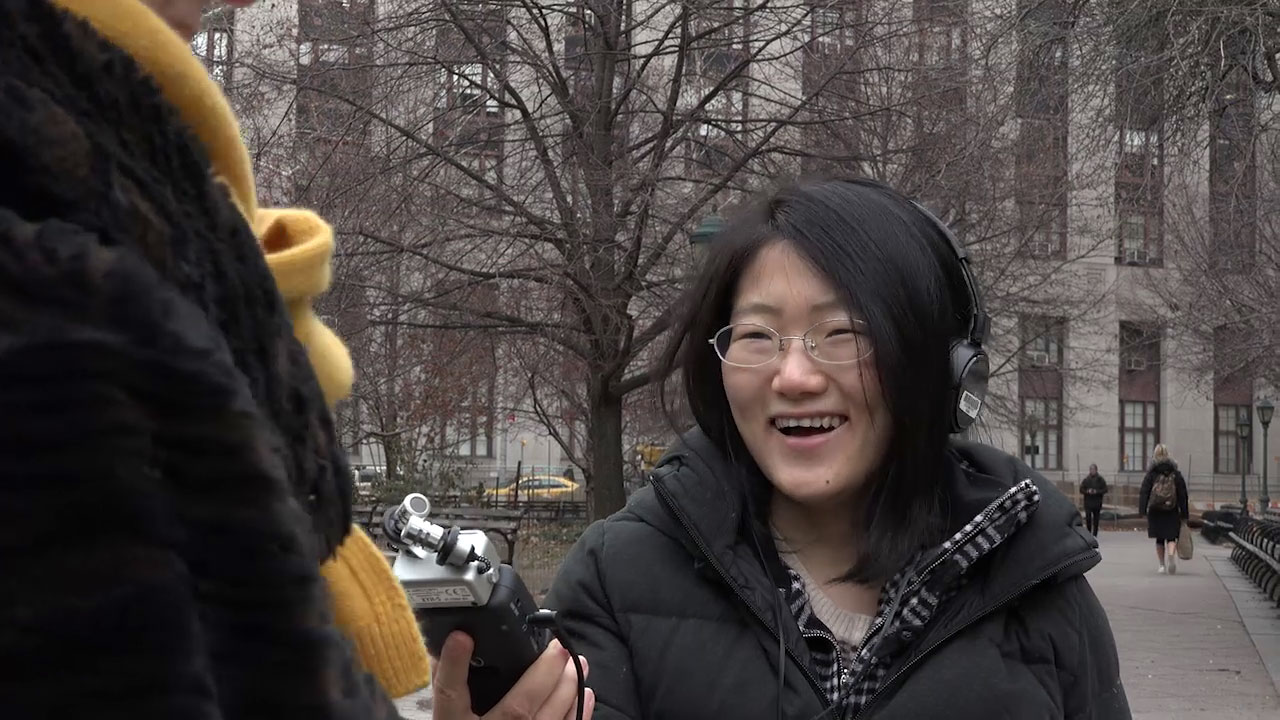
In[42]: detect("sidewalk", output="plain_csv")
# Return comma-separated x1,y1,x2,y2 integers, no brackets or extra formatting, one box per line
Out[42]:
1089,529,1280,719
395,529,1280,720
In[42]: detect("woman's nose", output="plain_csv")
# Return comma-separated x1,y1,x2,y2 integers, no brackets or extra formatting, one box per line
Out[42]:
771,339,827,396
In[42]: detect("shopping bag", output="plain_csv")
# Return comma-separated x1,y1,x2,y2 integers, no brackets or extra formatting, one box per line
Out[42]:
1177,520,1194,560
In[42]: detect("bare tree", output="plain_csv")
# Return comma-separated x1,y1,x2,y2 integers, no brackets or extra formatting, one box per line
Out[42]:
1072,1,1280,391
217,0,1139,517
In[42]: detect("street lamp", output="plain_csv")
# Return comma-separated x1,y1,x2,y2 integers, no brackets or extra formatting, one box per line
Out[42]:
690,215,724,248
1237,415,1251,516
1258,398,1274,511
1024,415,1042,470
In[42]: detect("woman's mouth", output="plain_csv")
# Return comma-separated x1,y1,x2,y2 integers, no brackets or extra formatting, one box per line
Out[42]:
771,415,848,438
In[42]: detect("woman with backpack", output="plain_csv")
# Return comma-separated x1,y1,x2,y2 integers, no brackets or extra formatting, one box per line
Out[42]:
1138,444,1190,575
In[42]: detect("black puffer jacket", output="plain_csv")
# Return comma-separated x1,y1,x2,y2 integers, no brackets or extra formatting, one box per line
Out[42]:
547,430,1130,719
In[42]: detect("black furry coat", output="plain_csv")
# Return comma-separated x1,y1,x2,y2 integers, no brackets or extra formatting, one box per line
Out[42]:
0,1,396,717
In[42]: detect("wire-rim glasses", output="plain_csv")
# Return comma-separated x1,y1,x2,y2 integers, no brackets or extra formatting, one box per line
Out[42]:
708,318,872,368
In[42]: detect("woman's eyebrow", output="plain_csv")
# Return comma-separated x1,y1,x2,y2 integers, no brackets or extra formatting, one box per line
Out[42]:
730,301,779,320
730,298,848,321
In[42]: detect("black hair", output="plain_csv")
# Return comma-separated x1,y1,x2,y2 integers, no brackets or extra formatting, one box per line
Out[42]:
660,177,974,583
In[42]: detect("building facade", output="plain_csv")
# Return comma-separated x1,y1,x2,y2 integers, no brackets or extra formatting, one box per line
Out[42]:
199,0,1279,505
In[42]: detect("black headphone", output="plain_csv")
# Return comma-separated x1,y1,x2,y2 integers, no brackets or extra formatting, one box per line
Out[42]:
907,201,991,435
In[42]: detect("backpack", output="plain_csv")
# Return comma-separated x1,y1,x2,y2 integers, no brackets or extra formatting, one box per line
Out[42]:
1149,471,1178,512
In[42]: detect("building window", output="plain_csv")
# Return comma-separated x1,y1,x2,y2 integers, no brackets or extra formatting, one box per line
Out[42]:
1019,316,1064,470
1019,196,1067,258
453,63,501,114
920,22,965,67
1115,182,1161,265
1213,324,1254,473
1021,397,1062,470
1022,315,1064,368
1119,321,1160,470
1120,400,1158,471
812,4,845,48
191,27,233,86
1209,66,1257,274
1215,404,1252,474
1014,4,1069,262
1114,13,1165,267
299,40,349,66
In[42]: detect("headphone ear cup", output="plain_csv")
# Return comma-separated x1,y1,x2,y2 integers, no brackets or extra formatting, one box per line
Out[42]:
949,340,990,434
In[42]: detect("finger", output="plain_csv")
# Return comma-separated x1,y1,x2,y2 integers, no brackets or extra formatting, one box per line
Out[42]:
433,632,475,716
488,639,569,718
538,655,588,720
555,658,591,720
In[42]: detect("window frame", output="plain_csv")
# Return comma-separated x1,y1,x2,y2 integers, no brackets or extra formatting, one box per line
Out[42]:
1119,399,1159,471
1020,396,1063,470
1214,404,1253,474
192,26,234,86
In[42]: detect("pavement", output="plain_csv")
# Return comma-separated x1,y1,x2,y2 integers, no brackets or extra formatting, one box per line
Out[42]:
1089,529,1280,719
392,529,1280,719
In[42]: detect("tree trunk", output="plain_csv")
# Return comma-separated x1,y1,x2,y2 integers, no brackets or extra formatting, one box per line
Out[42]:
587,381,626,521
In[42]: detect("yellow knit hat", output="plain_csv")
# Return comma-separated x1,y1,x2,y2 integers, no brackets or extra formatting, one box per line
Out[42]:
51,0,430,697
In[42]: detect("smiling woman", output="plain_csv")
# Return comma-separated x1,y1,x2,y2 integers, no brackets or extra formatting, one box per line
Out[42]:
538,178,1132,720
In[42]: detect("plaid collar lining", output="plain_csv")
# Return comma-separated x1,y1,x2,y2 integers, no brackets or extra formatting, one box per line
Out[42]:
780,478,1041,717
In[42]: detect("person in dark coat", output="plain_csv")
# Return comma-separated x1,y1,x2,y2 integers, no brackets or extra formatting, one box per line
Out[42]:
531,180,1128,719
1138,444,1190,575
1080,463,1109,536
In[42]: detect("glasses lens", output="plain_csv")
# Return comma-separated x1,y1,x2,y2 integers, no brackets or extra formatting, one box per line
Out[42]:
807,319,869,362
715,324,778,366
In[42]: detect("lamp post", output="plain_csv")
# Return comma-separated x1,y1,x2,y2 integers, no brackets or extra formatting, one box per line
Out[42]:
690,215,724,249
1258,398,1274,511
1237,415,1251,516
1025,415,1042,470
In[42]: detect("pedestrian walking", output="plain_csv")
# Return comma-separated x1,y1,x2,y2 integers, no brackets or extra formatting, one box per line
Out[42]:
1080,463,1109,537
1138,444,1190,575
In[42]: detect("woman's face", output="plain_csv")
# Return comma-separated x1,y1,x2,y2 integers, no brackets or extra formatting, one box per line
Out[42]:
722,241,892,508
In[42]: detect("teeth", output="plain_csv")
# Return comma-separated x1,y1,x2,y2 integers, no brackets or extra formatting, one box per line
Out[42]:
773,416,846,430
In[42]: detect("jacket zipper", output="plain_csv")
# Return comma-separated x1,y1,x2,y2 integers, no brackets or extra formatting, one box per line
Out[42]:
652,479,833,712
801,629,848,697
849,490,1002,663
852,550,1097,719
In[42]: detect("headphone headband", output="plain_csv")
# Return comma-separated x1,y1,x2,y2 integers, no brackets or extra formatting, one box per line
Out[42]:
907,201,989,346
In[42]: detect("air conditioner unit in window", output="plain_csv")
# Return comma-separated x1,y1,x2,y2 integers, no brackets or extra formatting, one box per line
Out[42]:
1028,240,1054,257
1125,357,1148,371
1027,351,1051,367
1123,247,1149,265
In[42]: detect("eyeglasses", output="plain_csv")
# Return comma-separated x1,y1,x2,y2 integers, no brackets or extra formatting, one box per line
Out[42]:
708,318,872,367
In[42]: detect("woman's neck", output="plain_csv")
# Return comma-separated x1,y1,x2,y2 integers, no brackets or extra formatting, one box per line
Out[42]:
769,493,860,581
770,494,883,616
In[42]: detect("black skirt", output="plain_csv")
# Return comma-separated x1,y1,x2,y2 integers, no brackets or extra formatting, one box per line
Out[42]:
1146,509,1181,541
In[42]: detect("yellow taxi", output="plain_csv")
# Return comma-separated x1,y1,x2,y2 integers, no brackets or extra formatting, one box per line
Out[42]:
486,474,580,501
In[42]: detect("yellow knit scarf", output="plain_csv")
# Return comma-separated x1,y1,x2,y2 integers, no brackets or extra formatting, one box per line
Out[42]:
49,0,429,697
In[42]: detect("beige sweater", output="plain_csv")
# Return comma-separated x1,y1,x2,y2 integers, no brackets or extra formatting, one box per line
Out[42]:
774,532,875,656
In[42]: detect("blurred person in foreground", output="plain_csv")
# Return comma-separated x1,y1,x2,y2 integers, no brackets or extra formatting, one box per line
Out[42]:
0,1,583,717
